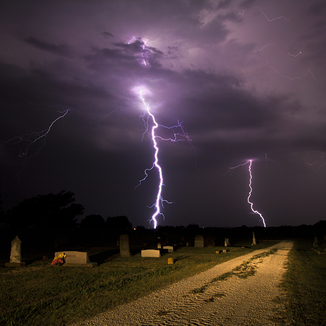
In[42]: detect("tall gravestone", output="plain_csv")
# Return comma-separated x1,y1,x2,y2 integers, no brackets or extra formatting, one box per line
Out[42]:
194,235,204,248
5,236,25,267
224,238,230,247
252,232,257,246
120,234,131,257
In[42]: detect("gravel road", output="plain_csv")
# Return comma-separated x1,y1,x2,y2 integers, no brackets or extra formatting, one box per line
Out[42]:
73,241,293,326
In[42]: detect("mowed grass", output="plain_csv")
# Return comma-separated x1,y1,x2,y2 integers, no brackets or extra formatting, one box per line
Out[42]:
0,240,278,326
277,239,326,325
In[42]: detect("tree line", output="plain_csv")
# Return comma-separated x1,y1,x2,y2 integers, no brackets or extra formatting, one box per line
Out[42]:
0,191,132,230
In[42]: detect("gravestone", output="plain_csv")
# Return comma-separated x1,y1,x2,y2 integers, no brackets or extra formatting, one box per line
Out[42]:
54,251,97,267
224,238,230,247
141,249,161,258
120,234,131,257
195,235,204,248
252,232,257,246
205,235,215,247
163,245,174,252
5,236,25,267
157,243,162,249
168,257,174,264
186,242,189,247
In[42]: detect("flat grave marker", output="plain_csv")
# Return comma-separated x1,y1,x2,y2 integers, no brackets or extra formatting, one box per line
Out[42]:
163,245,174,252
54,251,97,267
141,249,161,258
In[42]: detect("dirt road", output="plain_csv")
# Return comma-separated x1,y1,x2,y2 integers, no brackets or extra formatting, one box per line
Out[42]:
74,241,293,326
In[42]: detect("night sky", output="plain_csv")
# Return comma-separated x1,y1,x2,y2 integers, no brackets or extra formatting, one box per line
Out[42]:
1,0,326,228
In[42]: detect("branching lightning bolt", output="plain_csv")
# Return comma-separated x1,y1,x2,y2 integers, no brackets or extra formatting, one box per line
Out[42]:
2,110,69,158
230,160,267,227
256,7,294,22
128,36,148,66
288,51,302,58
138,89,163,229
247,160,266,227
135,86,190,228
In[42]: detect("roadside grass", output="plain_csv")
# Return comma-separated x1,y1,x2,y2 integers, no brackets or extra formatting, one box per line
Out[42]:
276,239,326,325
0,240,279,326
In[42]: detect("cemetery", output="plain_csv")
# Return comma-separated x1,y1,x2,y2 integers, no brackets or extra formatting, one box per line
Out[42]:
0,224,325,325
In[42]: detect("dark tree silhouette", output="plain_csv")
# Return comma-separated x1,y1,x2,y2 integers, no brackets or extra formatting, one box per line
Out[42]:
0,195,4,226
80,214,106,228
314,220,326,228
106,216,132,230
6,190,84,228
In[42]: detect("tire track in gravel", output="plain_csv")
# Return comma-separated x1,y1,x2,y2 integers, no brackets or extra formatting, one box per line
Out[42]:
73,241,293,326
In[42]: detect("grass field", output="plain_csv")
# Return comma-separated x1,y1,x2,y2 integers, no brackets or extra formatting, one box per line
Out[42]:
0,240,277,326
1,239,325,325
276,239,326,326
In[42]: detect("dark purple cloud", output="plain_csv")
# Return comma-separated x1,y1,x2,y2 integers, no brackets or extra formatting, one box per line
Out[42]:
24,36,73,58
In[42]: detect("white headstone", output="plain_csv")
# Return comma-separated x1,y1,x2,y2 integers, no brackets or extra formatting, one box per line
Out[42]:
141,249,161,258
5,236,26,267
10,236,22,263
54,251,97,267
163,245,174,252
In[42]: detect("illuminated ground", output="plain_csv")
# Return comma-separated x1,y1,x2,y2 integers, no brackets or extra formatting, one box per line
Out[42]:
73,241,292,325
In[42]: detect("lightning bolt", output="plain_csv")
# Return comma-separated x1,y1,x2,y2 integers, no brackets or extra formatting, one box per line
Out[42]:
288,51,302,58
134,86,190,228
128,36,148,66
256,7,294,22
247,160,267,227
2,110,69,158
270,67,318,82
230,160,267,227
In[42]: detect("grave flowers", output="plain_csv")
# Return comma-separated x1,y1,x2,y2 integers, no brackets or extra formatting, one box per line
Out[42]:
51,252,66,266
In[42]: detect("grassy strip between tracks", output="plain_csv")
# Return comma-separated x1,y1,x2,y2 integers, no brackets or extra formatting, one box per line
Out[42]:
0,240,278,326
275,239,326,325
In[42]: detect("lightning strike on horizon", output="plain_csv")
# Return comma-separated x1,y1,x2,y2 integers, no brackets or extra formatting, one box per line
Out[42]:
134,86,190,228
230,160,267,227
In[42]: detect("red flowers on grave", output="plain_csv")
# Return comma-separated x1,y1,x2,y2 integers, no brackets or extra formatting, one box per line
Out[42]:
51,253,66,266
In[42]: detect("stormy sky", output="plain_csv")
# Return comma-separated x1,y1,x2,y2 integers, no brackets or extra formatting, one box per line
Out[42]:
1,0,326,228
